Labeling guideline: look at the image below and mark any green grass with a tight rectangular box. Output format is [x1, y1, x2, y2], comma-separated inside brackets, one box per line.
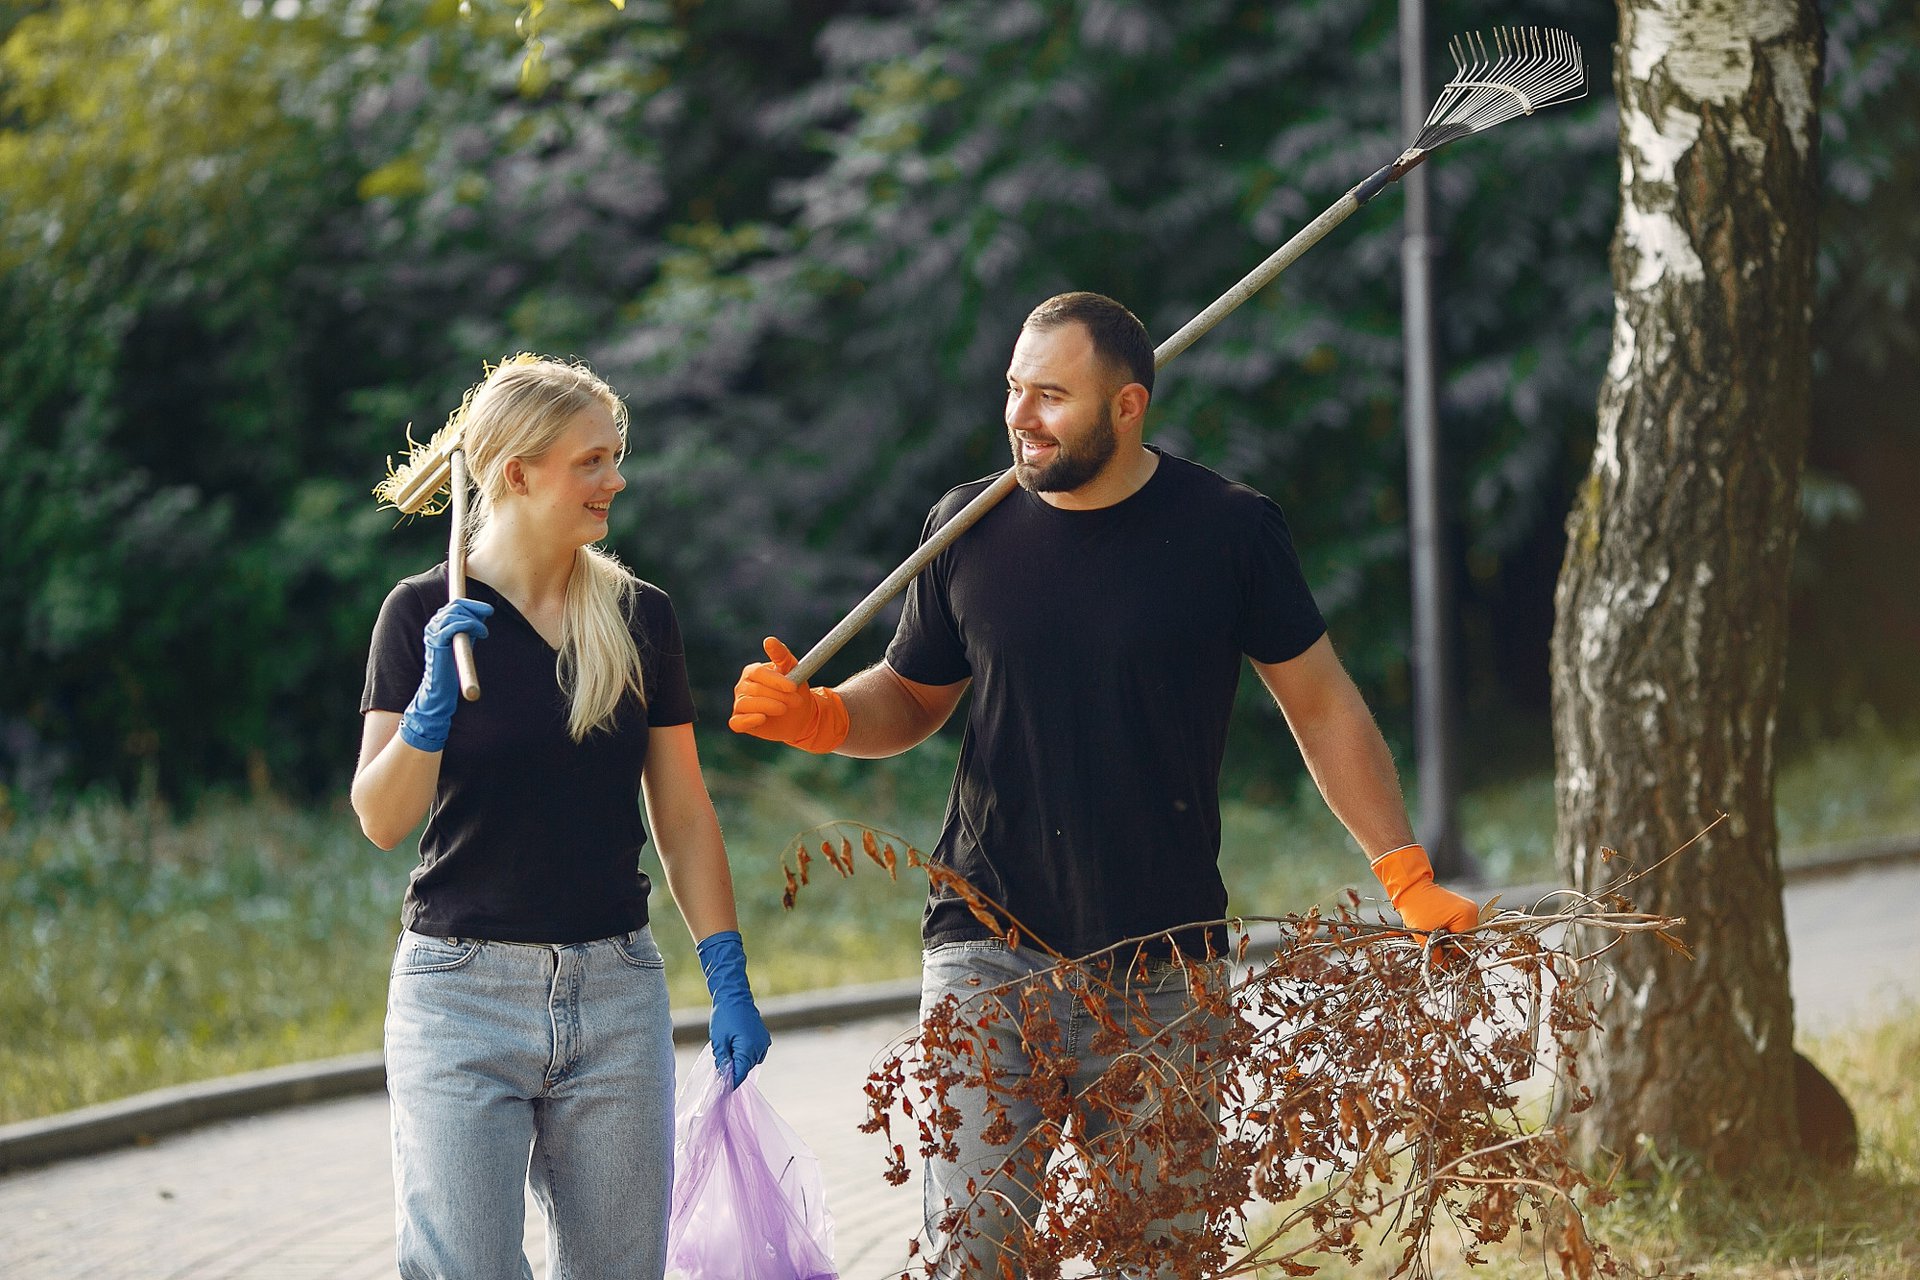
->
[4, 727, 1919, 1125]
[0, 796, 400, 1124]
[1248, 1002, 1920, 1279]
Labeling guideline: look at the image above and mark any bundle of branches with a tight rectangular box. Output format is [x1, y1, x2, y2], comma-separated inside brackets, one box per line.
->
[781, 824, 1687, 1280]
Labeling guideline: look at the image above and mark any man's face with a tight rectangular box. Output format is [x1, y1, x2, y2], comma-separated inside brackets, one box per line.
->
[1004, 322, 1121, 494]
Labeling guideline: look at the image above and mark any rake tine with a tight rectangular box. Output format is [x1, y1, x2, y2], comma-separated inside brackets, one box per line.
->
[1412, 24, 1586, 154]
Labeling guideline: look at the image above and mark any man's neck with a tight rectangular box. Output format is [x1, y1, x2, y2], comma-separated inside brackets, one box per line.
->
[1037, 443, 1160, 511]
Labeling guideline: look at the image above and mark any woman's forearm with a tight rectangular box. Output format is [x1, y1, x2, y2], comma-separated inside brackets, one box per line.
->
[351, 711, 441, 850]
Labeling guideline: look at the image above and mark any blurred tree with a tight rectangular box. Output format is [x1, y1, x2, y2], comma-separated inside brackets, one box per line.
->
[0, 0, 362, 798]
[1785, 0, 1920, 741]
[0, 0, 1911, 802]
[599, 0, 1619, 730]
[1549, 0, 1822, 1173]
[0, 0, 843, 799]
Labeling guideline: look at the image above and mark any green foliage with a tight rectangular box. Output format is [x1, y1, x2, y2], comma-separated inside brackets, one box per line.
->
[0, 793, 403, 1122]
[600, 0, 1620, 714]
[0, 0, 1915, 799]
[0, 0, 844, 798]
[0, 0, 377, 797]
[1787, 0, 1920, 743]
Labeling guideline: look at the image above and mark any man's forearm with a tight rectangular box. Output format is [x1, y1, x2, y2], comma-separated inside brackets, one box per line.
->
[834, 664, 964, 758]
[1292, 688, 1417, 859]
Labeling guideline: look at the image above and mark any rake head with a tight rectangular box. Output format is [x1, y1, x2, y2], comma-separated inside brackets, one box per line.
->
[1408, 26, 1588, 158]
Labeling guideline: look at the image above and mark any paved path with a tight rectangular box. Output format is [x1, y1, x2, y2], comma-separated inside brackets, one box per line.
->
[0, 1017, 923, 1280]
[4, 862, 1916, 1279]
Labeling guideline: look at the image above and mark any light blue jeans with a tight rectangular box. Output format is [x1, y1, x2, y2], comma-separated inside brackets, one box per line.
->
[385, 926, 676, 1280]
[918, 939, 1227, 1279]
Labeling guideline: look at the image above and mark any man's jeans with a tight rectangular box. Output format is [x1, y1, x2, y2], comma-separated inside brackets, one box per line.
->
[918, 939, 1227, 1279]
[385, 926, 676, 1280]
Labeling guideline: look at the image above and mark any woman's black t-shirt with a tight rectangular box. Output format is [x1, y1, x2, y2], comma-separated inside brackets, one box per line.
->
[360, 565, 696, 943]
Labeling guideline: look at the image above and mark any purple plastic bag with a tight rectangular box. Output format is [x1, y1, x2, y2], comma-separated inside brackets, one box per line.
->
[664, 1055, 838, 1280]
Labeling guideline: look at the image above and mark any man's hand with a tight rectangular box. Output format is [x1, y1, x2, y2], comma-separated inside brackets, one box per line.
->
[727, 637, 850, 754]
[1370, 844, 1480, 934]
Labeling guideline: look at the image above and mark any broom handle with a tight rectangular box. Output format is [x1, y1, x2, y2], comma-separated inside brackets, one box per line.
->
[786, 165, 1401, 686]
[448, 448, 482, 702]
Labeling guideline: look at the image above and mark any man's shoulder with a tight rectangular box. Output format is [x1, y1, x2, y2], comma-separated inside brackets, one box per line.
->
[1152, 450, 1279, 520]
[926, 470, 1009, 523]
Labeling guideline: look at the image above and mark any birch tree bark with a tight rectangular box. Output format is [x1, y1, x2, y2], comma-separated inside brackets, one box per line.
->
[1550, 0, 1823, 1174]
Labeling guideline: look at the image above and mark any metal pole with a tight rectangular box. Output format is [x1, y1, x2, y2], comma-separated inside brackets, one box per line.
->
[1400, 0, 1477, 881]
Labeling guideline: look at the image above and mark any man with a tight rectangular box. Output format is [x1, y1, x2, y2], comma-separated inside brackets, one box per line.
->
[730, 292, 1477, 1274]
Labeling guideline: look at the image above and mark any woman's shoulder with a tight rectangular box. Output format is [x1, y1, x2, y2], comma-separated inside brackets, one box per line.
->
[391, 564, 451, 599]
[373, 564, 449, 624]
[622, 574, 685, 647]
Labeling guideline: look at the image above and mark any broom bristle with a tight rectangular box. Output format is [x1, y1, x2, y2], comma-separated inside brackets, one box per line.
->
[1412, 26, 1587, 155]
[373, 421, 461, 516]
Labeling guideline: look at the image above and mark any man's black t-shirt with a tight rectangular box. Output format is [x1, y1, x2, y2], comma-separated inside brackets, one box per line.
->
[886, 448, 1327, 958]
[360, 565, 697, 944]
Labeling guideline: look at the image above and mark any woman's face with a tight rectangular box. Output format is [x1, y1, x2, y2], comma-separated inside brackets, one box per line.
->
[510, 402, 627, 548]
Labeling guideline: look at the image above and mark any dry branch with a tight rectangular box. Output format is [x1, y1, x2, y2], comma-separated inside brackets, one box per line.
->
[777, 823, 1686, 1279]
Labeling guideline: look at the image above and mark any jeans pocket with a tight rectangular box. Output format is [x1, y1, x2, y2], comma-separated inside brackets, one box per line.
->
[613, 927, 666, 970]
[390, 930, 483, 976]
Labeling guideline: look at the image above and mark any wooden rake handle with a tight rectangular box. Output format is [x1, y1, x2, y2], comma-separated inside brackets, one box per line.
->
[784, 173, 1392, 685]
[448, 448, 481, 702]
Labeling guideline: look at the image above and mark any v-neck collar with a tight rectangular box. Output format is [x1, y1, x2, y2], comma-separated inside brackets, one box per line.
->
[459, 571, 562, 654]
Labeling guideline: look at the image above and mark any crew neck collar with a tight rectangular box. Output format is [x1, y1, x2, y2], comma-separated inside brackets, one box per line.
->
[1025, 445, 1169, 516]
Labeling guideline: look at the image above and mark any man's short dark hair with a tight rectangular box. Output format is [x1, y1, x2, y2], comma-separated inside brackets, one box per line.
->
[1023, 292, 1154, 396]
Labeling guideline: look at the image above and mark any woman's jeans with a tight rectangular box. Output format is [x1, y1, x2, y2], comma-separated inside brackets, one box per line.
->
[918, 939, 1227, 1279]
[385, 926, 676, 1280]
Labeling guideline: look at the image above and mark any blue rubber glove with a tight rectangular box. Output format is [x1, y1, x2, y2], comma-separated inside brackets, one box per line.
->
[398, 598, 493, 753]
[696, 930, 771, 1089]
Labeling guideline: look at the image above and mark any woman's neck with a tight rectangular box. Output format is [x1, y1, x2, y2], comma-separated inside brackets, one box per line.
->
[465, 519, 577, 616]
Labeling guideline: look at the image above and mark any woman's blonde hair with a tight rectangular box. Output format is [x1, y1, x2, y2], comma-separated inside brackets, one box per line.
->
[452, 354, 646, 740]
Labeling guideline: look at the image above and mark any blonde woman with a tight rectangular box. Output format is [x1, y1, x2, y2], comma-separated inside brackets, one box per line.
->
[352, 355, 769, 1280]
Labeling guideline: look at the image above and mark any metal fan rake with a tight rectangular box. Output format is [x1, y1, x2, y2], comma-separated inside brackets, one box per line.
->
[781, 27, 1590, 684]
[1407, 27, 1590, 158]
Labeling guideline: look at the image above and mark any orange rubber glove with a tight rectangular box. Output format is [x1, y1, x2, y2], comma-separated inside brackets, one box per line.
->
[1369, 843, 1480, 934]
[728, 637, 850, 754]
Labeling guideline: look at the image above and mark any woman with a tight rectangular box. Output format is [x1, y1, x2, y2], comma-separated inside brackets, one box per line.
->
[351, 354, 769, 1280]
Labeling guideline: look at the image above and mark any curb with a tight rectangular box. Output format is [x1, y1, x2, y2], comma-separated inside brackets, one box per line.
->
[0, 978, 920, 1177]
[5, 835, 1913, 1176]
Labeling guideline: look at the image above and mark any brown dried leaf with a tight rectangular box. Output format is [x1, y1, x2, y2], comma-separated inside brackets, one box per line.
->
[1654, 928, 1695, 960]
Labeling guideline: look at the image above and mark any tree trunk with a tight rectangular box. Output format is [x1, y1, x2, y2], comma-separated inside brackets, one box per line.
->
[1549, 0, 1823, 1175]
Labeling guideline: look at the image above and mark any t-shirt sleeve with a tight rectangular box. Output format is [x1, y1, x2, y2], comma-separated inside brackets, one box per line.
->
[638, 586, 698, 727]
[884, 502, 973, 686]
[1239, 495, 1329, 665]
[361, 580, 431, 714]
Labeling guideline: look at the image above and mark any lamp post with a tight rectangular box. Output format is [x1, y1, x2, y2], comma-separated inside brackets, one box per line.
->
[1399, 0, 1478, 881]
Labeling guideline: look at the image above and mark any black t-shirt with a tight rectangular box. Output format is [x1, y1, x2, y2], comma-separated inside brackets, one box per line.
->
[886, 448, 1327, 958]
[360, 564, 697, 943]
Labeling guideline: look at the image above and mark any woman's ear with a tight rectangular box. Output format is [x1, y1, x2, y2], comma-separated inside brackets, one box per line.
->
[501, 456, 528, 496]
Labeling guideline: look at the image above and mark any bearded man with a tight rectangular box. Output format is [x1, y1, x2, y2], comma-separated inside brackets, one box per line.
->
[731, 291, 1476, 1276]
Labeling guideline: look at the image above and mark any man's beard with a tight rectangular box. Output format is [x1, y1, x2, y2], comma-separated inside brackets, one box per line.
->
[1011, 403, 1119, 494]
